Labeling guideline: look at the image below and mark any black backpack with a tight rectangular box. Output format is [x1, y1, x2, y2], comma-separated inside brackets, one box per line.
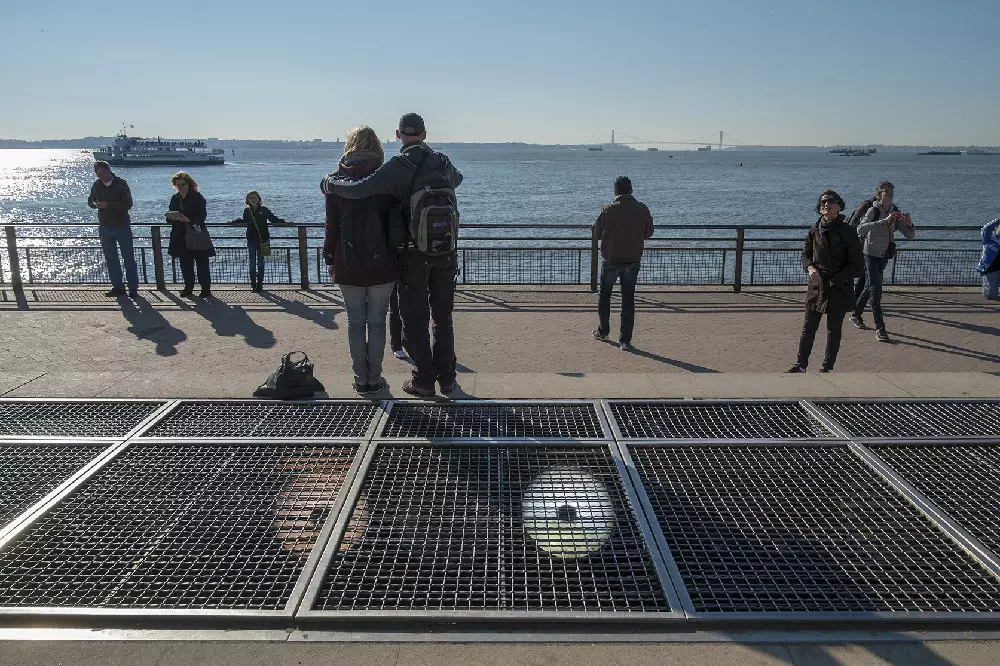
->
[847, 198, 875, 228]
[253, 351, 325, 400]
[340, 195, 390, 274]
[397, 151, 459, 256]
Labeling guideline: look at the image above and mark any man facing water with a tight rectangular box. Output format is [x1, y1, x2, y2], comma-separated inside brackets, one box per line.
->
[88, 161, 138, 298]
[322, 113, 463, 397]
[592, 176, 654, 351]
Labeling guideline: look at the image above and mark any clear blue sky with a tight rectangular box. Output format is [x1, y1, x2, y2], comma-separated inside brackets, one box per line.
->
[2, 0, 997, 145]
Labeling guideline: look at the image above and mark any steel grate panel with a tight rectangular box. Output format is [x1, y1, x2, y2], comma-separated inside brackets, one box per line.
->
[816, 401, 1000, 439]
[312, 444, 669, 612]
[629, 444, 1000, 613]
[873, 445, 1000, 557]
[0, 401, 161, 438]
[610, 402, 833, 439]
[381, 403, 605, 440]
[144, 401, 379, 439]
[0, 444, 107, 529]
[0, 443, 358, 610]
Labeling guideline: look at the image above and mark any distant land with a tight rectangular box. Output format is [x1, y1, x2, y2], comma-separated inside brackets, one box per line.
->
[0, 136, 998, 152]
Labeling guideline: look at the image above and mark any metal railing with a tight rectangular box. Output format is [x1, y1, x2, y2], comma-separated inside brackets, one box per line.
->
[0, 222, 986, 292]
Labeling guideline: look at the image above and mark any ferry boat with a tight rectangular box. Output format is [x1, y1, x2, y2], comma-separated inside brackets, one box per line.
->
[94, 127, 225, 166]
[588, 146, 604, 151]
[917, 150, 961, 156]
[697, 145, 712, 151]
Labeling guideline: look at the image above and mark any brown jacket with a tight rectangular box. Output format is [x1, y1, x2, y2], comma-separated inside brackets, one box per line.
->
[593, 194, 654, 264]
[802, 215, 864, 314]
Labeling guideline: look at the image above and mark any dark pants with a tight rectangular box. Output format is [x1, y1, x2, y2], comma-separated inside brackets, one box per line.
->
[248, 243, 266, 285]
[854, 254, 889, 330]
[796, 308, 846, 370]
[179, 255, 211, 290]
[389, 283, 403, 352]
[597, 262, 640, 344]
[399, 253, 457, 387]
[99, 224, 139, 291]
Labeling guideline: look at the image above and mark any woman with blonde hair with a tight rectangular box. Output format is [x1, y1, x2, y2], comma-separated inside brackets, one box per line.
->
[165, 171, 214, 298]
[322, 126, 399, 394]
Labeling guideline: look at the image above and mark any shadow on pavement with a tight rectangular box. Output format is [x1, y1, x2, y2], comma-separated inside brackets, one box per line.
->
[192, 297, 276, 349]
[261, 290, 339, 330]
[119, 295, 187, 357]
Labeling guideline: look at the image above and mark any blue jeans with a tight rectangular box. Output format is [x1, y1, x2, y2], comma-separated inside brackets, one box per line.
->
[340, 282, 394, 386]
[99, 224, 139, 291]
[597, 261, 640, 343]
[853, 254, 889, 330]
[248, 243, 265, 285]
[984, 271, 1000, 301]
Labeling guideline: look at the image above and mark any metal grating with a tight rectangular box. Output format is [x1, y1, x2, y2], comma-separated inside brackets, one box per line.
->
[381, 403, 605, 440]
[873, 445, 1000, 557]
[312, 444, 669, 611]
[144, 401, 379, 439]
[0, 444, 106, 529]
[629, 444, 1000, 613]
[0, 444, 357, 610]
[610, 402, 833, 439]
[816, 401, 1000, 439]
[0, 401, 161, 438]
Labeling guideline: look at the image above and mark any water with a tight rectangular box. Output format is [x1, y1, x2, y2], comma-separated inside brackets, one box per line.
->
[2, 147, 998, 232]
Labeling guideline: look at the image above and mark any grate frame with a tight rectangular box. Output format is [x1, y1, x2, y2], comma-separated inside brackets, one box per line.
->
[297, 440, 686, 624]
[0, 437, 370, 622]
[603, 400, 841, 443]
[137, 399, 385, 442]
[812, 399, 1000, 442]
[374, 400, 612, 443]
[616, 440, 1000, 623]
[0, 399, 169, 441]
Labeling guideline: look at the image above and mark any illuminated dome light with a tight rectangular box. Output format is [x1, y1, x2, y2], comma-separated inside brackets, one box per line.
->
[522, 468, 616, 559]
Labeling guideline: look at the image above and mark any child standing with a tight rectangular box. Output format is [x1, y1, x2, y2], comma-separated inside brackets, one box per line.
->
[233, 191, 287, 291]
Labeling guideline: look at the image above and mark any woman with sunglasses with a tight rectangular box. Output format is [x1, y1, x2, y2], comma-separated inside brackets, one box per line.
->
[787, 190, 864, 373]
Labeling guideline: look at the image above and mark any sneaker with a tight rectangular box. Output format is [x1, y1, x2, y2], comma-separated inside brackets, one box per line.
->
[785, 363, 806, 373]
[353, 381, 369, 394]
[366, 378, 388, 393]
[592, 329, 608, 340]
[402, 380, 435, 397]
[619, 341, 633, 351]
[439, 380, 457, 394]
[392, 349, 407, 360]
[875, 329, 890, 342]
[819, 367, 832, 373]
[127, 289, 139, 299]
[198, 288, 211, 298]
[850, 315, 868, 330]
[251, 284, 263, 292]
[178, 288, 194, 298]
[104, 287, 126, 297]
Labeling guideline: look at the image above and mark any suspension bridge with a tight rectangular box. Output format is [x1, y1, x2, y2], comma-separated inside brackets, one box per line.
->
[579, 130, 750, 149]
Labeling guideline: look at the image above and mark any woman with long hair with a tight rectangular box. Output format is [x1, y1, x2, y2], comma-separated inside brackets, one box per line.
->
[165, 172, 214, 298]
[232, 190, 287, 292]
[787, 190, 864, 373]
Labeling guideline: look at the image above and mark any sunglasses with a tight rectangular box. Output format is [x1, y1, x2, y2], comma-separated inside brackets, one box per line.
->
[819, 198, 839, 206]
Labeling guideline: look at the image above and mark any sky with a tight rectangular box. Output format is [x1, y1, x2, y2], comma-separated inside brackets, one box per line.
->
[1, 0, 998, 145]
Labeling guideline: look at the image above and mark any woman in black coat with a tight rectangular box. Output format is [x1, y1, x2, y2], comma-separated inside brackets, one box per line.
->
[787, 190, 864, 373]
[165, 171, 214, 298]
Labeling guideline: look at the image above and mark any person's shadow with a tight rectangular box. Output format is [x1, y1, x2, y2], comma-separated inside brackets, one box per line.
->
[260, 290, 339, 330]
[119, 296, 187, 357]
[193, 297, 276, 349]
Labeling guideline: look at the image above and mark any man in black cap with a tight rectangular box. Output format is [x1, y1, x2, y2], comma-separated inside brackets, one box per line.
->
[322, 113, 464, 397]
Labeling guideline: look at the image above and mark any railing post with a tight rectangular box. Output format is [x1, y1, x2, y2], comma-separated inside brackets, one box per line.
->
[151, 226, 166, 290]
[733, 226, 745, 292]
[4, 226, 22, 291]
[590, 232, 599, 293]
[297, 226, 309, 289]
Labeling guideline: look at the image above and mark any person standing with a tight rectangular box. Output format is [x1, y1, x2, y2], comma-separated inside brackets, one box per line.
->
[322, 126, 399, 394]
[591, 176, 654, 351]
[850, 181, 915, 341]
[979, 218, 1000, 301]
[232, 190, 287, 292]
[322, 113, 463, 397]
[88, 161, 138, 298]
[787, 190, 864, 373]
[165, 172, 213, 298]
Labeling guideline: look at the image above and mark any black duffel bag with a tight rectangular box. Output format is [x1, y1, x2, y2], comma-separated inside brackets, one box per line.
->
[253, 351, 325, 400]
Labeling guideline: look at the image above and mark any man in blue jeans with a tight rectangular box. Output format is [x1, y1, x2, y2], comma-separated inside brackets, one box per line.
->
[88, 161, 138, 298]
[592, 176, 654, 350]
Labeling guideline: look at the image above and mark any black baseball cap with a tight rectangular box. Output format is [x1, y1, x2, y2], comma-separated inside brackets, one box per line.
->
[398, 113, 425, 136]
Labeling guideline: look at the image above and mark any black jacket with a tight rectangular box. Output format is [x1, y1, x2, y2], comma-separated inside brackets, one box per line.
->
[167, 190, 214, 258]
[234, 205, 285, 245]
[801, 214, 864, 313]
[87, 176, 133, 227]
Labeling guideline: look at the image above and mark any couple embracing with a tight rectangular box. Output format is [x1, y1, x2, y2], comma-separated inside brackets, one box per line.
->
[322, 113, 463, 397]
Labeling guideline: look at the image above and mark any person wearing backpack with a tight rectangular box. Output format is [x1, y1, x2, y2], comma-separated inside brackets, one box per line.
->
[322, 113, 463, 397]
[786, 190, 864, 373]
[322, 126, 399, 394]
[230, 190, 288, 292]
[978, 218, 1000, 301]
[849, 181, 915, 341]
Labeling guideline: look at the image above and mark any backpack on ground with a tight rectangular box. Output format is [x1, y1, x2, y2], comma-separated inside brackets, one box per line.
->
[399, 152, 459, 256]
[253, 351, 325, 400]
[339, 195, 390, 274]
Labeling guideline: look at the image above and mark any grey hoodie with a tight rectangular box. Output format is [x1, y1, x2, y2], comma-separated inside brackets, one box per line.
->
[321, 141, 462, 205]
[856, 202, 915, 257]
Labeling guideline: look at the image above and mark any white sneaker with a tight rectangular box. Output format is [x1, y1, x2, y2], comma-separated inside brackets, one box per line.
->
[393, 349, 407, 360]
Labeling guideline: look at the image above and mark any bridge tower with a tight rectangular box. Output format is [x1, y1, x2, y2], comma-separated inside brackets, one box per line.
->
[719, 130, 723, 150]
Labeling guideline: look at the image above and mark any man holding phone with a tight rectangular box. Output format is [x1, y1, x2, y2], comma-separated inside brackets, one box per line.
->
[88, 161, 138, 298]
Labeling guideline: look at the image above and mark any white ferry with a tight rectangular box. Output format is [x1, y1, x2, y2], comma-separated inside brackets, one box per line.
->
[94, 127, 225, 166]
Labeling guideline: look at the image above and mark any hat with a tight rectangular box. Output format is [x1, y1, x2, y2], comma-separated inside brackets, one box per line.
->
[398, 113, 425, 136]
